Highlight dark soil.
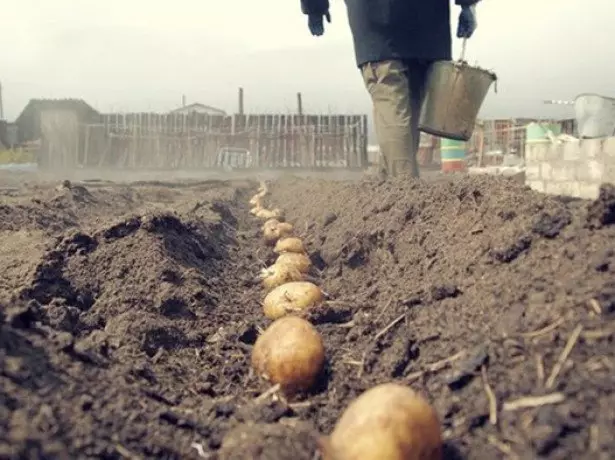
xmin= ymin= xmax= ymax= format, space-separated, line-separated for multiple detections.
xmin=1 ymin=173 xmax=614 ymax=460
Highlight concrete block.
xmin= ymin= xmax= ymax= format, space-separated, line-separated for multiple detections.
xmin=544 ymin=181 xmax=598 ymax=200
xmin=541 ymin=162 xmax=553 ymax=180
xmin=535 ymin=148 xmax=545 ymax=163
xmin=524 ymin=145 xmax=535 ymax=163
xmin=576 ymin=183 xmax=600 ymax=200
xmin=604 ymin=137 xmax=615 ymax=158
xmin=544 ymin=143 xmax=563 ymax=161
xmin=525 ymin=164 xmax=540 ymax=180
xmin=602 ymin=155 xmax=615 ymax=182
xmin=527 ymin=180 xmax=545 ymax=193
xmin=547 ymin=180 xmax=597 ymax=198
xmin=604 ymin=163 xmax=615 ymax=182
xmin=550 ymin=164 xmax=576 ymax=182
xmin=580 ymin=139 xmax=604 ymax=159
xmin=575 ymin=160 xmax=604 ymax=182
xmin=563 ymin=142 xmax=582 ymax=161
xmin=525 ymin=145 xmax=541 ymax=163
xmin=526 ymin=144 xmax=547 ymax=162
xmin=588 ymin=160 xmax=604 ymax=182
xmin=545 ymin=181 xmax=573 ymax=197
xmin=569 ymin=181 xmax=581 ymax=198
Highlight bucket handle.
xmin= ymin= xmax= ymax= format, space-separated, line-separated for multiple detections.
xmin=455 ymin=38 xmax=498 ymax=94
xmin=459 ymin=38 xmax=468 ymax=63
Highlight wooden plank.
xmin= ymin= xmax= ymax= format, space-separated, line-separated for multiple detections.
xmin=84 ymin=124 xmax=90 ymax=167
xmin=266 ymin=114 xmax=273 ymax=167
xmin=361 ymin=114 xmax=368 ymax=167
xmin=289 ymin=115 xmax=296 ymax=165
xmin=206 ymin=114 xmax=213 ymax=167
xmin=255 ymin=115 xmax=261 ymax=168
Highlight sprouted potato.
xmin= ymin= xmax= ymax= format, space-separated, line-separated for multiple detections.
xmin=250 ymin=203 xmax=263 ymax=215
xmin=249 ymin=194 xmax=264 ymax=206
xmin=276 ymin=252 xmax=311 ymax=273
xmin=256 ymin=208 xmax=283 ymax=220
xmin=263 ymin=222 xmax=294 ymax=245
xmin=262 ymin=218 xmax=280 ymax=231
xmin=262 ymin=281 xmax=323 ymax=319
xmin=251 ymin=316 xmax=325 ymax=396
xmin=258 ymin=181 xmax=269 ymax=194
xmin=260 ymin=263 xmax=304 ymax=291
xmin=274 ymin=237 xmax=305 ymax=254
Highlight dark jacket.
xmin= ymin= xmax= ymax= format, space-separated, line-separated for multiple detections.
xmin=301 ymin=0 xmax=479 ymax=67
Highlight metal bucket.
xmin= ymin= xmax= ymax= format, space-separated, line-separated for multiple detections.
xmin=419 ymin=61 xmax=497 ymax=141
xmin=574 ymin=93 xmax=615 ymax=138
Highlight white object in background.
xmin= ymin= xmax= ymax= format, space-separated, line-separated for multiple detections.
xmin=574 ymin=93 xmax=615 ymax=139
xmin=556 ymin=134 xmax=579 ymax=143
xmin=543 ymin=99 xmax=575 ymax=105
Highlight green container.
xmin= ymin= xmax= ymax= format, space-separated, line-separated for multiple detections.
xmin=440 ymin=138 xmax=466 ymax=171
xmin=525 ymin=122 xmax=561 ymax=144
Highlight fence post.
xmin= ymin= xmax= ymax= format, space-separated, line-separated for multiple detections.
xmin=297 ymin=93 xmax=303 ymax=116
xmin=84 ymin=124 xmax=90 ymax=168
xmin=361 ymin=115 xmax=368 ymax=167
xmin=238 ymin=88 xmax=244 ymax=115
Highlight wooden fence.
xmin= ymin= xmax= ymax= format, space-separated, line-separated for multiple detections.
xmin=37 ymin=111 xmax=368 ymax=170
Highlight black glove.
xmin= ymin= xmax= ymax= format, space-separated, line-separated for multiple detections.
xmin=456 ymin=5 xmax=477 ymax=38
xmin=308 ymin=11 xmax=331 ymax=36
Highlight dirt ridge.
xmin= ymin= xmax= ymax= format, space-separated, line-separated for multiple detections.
xmin=0 ymin=175 xmax=614 ymax=459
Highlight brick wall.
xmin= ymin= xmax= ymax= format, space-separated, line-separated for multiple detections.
xmin=525 ymin=137 xmax=615 ymax=199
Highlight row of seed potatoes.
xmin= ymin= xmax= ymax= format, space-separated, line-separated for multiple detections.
xmin=247 ymin=182 xmax=443 ymax=460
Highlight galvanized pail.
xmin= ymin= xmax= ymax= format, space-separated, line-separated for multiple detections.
xmin=574 ymin=93 xmax=615 ymax=138
xmin=419 ymin=51 xmax=497 ymax=141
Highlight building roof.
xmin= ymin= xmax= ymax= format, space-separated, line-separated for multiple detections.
xmin=14 ymin=98 xmax=100 ymax=143
xmin=170 ymin=102 xmax=226 ymax=114
xmin=15 ymin=98 xmax=99 ymax=126
xmin=16 ymin=98 xmax=99 ymax=118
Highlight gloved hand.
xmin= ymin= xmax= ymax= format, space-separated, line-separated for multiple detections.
xmin=308 ymin=11 xmax=331 ymax=36
xmin=456 ymin=5 xmax=477 ymax=38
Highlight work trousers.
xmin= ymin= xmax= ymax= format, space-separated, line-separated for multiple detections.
xmin=361 ymin=60 xmax=430 ymax=178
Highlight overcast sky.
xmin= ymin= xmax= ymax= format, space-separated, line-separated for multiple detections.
xmin=2 ymin=0 xmax=614 ymax=120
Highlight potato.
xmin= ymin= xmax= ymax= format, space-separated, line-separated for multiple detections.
xmin=262 ymin=218 xmax=281 ymax=231
xmin=258 ymin=181 xmax=269 ymax=193
xmin=263 ymin=222 xmax=294 ymax=245
xmin=249 ymin=187 xmax=269 ymax=206
xmin=250 ymin=205 xmax=262 ymax=216
xmin=256 ymin=208 xmax=283 ymax=220
xmin=255 ymin=208 xmax=272 ymax=218
xmin=263 ymin=281 xmax=323 ymax=319
xmin=260 ymin=263 xmax=304 ymax=291
xmin=249 ymin=194 xmax=263 ymax=206
xmin=251 ymin=316 xmax=325 ymax=395
xmin=274 ymin=237 xmax=305 ymax=254
xmin=273 ymin=221 xmax=293 ymax=234
xmin=276 ymin=252 xmax=311 ymax=273
xmin=325 ymin=383 xmax=442 ymax=460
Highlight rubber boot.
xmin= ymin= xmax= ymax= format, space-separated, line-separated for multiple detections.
xmin=376 ymin=152 xmax=390 ymax=180
xmin=391 ymin=157 xmax=420 ymax=178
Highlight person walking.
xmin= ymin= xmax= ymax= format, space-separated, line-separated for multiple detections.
xmin=300 ymin=0 xmax=480 ymax=178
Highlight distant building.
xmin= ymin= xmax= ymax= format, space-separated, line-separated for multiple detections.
xmin=170 ymin=102 xmax=226 ymax=116
xmin=0 ymin=120 xmax=18 ymax=148
xmin=15 ymin=98 xmax=99 ymax=144
xmin=0 ymin=121 xmax=7 ymax=149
